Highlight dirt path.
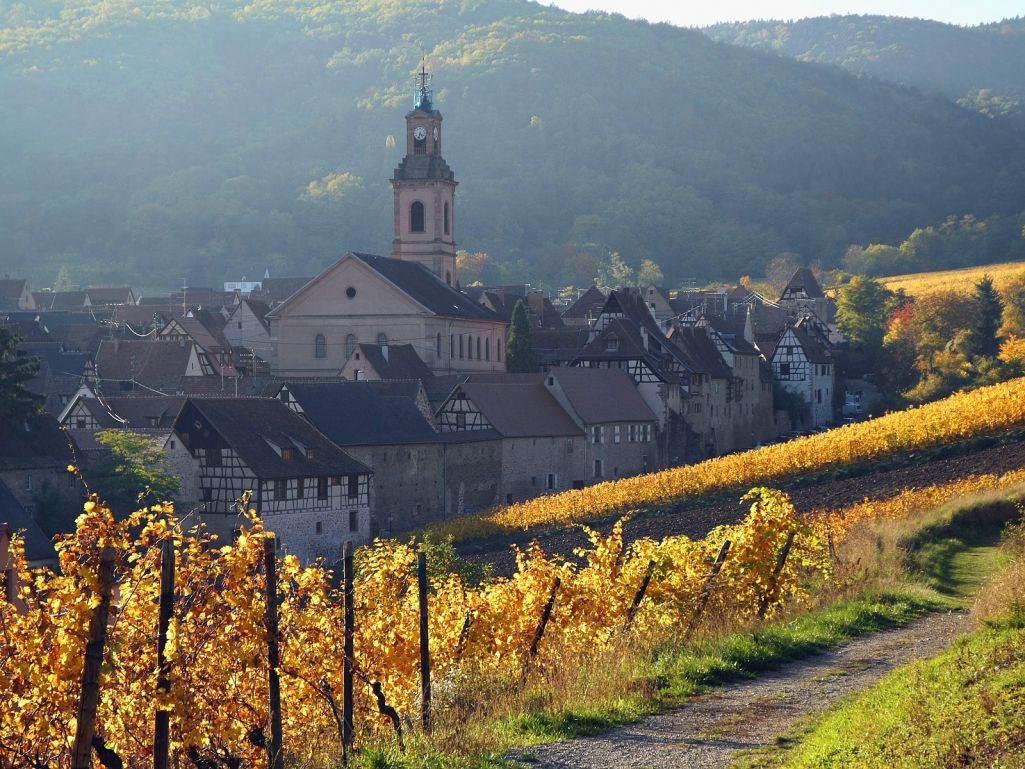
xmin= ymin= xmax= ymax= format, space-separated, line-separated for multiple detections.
xmin=466 ymin=440 xmax=1025 ymax=577
xmin=510 ymin=611 xmax=970 ymax=769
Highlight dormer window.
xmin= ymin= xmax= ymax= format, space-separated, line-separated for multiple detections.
xmin=606 ymin=337 xmax=619 ymax=352
xmin=306 ymin=447 xmax=318 ymax=460
xmin=281 ymin=447 xmax=295 ymax=461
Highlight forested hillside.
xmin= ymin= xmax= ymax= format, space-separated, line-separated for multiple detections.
xmin=3 ymin=1 xmax=1025 ymax=291
xmin=705 ymin=16 xmax=1025 ymax=120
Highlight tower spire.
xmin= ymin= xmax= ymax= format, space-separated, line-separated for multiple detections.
xmin=413 ymin=58 xmax=433 ymax=111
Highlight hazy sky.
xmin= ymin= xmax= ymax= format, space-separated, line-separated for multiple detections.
xmin=547 ymin=1 xmax=1024 ymax=27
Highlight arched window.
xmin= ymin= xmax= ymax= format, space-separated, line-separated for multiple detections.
xmin=485 ymin=337 xmax=490 ymax=361
xmin=450 ymin=334 xmax=454 ymax=358
xmin=345 ymin=334 xmax=358 ymax=359
xmin=445 ymin=271 xmax=451 ymax=286
xmin=410 ymin=201 xmax=425 ymax=233
xmin=314 ymin=334 xmax=327 ymax=359
xmin=497 ymin=338 xmax=502 ymax=361
xmin=459 ymin=335 xmax=464 ymax=359
xmin=443 ymin=202 xmax=450 ymax=235
xmin=476 ymin=337 xmax=481 ymax=360
xmin=376 ymin=333 xmax=388 ymax=347
xmin=437 ymin=333 xmax=442 ymax=357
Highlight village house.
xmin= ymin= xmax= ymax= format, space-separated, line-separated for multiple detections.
xmin=338 ymin=342 xmax=434 ymax=383
xmin=169 ymin=397 xmax=373 ymax=562
xmin=0 ymin=415 xmax=81 ymax=523
xmin=762 ymin=317 xmax=836 ymax=428
xmin=223 ymin=298 xmax=274 ymax=373
xmin=541 ymin=367 xmax=659 ymax=480
xmin=437 ymin=375 xmax=585 ymax=502
xmin=275 ymin=380 xmax=502 ymax=533
xmin=0 ymin=279 xmax=36 ymax=311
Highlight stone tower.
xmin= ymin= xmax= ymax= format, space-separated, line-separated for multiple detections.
xmin=391 ymin=64 xmax=457 ymax=286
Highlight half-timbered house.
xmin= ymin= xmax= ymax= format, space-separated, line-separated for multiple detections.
xmin=764 ymin=319 xmax=836 ymax=428
xmin=170 ymin=398 xmax=373 ymax=561
xmin=436 ymin=376 xmax=585 ymax=503
xmin=274 ymin=380 xmax=501 ymax=532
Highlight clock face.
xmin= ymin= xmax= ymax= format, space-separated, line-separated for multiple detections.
xmin=413 ymin=126 xmax=427 ymax=141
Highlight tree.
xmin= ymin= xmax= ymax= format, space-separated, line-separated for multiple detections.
xmin=505 ymin=299 xmax=537 ymax=373
xmin=637 ymin=258 xmax=664 ymax=286
xmin=969 ymin=275 xmax=1002 ymax=357
xmin=595 ymin=251 xmax=635 ymax=290
xmin=0 ymin=327 xmax=43 ymax=425
xmin=1001 ymin=272 xmax=1025 ymax=338
xmin=835 ymin=276 xmax=901 ymax=355
xmin=89 ymin=430 xmax=181 ymax=517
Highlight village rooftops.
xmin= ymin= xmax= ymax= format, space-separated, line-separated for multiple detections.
xmin=457 ymin=377 xmax=583 ymax=438
xmin=276 ymin=381 xmax=440 ymax=447
xmin=544 ymin=367 xmax=657 ymax=425
xmin=780 ymin=268 xmax=825 ymax=301
xmin=175 ymin=398 xmax=371 ymax=480
xmin=561 ymin=286 xmax=606 ymax=321
xmin=344 ymin=343 xmax=434 ymax=382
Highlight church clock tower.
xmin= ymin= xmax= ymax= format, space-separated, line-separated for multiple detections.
xmin=391 ymin=65 xmax=458 ymax=285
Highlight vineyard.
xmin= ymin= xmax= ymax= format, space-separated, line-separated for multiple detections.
xmin=879 ymin=260 xmax=1025 ymax=298
xmin=6 ymin=452 xmax=1024 ymax=769
xmin=427 ymin=376 xmax=1025 ymax=544
xmin=2 ymin=479 xmax=911 ymax=769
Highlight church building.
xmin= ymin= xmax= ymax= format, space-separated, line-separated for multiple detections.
xmin=268 ymin=67 xmax=507 ymax=376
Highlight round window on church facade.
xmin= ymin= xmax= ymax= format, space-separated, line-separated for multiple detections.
xmin=345 ymin=286 xmax=357 ymax=299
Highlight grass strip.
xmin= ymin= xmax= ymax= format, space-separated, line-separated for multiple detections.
xmin=352 ymin=591 xmax=938 ymax=769
xmin=734 ymin=619 xmax=1025 ymax=769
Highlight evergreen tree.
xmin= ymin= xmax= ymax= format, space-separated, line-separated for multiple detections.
xmin=505 ymin=299 xmax=538 ymax=373
xmin=0 ymin=327 xmax=43 ymax=425
xmin=969 ymin=275 xmax=1003 ymax=357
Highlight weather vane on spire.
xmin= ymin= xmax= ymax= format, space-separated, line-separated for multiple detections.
xmin=413 ymin=56 xmax=433 ymax=110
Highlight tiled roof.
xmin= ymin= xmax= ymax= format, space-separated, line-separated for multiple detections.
xmin=85 ymin=287 xmax=134 ymax=305
xmin=791 ymin=324 xmax=833 ymax=364
xmin=177 ymin=398 xmax=371 ymax=479
xmin=260 ymin=277 xmax=313 ymax=306
xmin=547 ymin=367 xmax=656 ymax=424
xmin=781 ymin=268 xmax=825 ymax=300
xmin=112 ymin=304 xmax=174 ymax=331
xmin=95 ymin=339 xmax=193 ymax=393
xmin=350 ymin=253 xmax=500 ymax=321
xmin=281 ymin=381 xmax=440 ymax=446
xmin=349 ymin=343 xmax=433 ymax=382
xmin=0 ymin=415 xmax=74 ymax=470
xmin=667 ymin=326 xmax=732 ymax=379
xmin=755 ymin=331 xmax=783 ymax=359
xmin=458 ymin=377 xmax=582 ymax=438
xmin=32 ymin=291 xmax=87 ymax=311
xmin=0 ymin=480 xmax=55 ymax=563
xmin=561 ymin=286 xmax=606 ymax=319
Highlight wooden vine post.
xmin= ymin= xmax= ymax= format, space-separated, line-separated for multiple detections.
xmin=416 ymin=551 xmax=432 ymax=733
xmin=757 ymin=531 xmax=796 ymax=620
xmin=683 ymin=540 xmax=730 ymax=643
xmin=623 ymin=559 xmax=657 ymax=634
xmin=264 ymin=536 xmax=284 ymax=769
xmin=71 ymin=546 xmax=117 ymax=769
xmin=523 ymin=575 xmax=561 ymax=681
xmin=342 ymin=540 xmax=355 ymax=765
xmin=153 ymin=538 xmax=175 ymax=769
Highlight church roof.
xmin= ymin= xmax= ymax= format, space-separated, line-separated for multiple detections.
xmin=349 ymin=252 xmax=501 ymax=321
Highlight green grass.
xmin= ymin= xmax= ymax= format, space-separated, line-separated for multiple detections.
xmin=733 ymin=620 xmax=1025 ymax=769
xmin=731 ymin=505 xmax=1025 ymax=769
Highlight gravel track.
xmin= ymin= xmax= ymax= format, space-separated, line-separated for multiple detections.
xmin=463 ymin=440 xmax=1025 ymax=577
xmin=510 ymin=610 xmax=970 ymax=769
